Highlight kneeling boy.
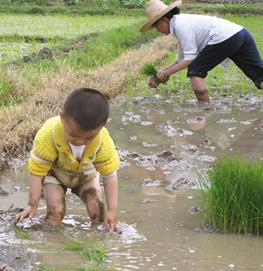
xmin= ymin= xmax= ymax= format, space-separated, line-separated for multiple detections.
xmin=18 ymin=88 xmax=119 ymax=230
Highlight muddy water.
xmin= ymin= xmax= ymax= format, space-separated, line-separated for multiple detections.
xmin=1 ymin=91 xmax=263 ymax=270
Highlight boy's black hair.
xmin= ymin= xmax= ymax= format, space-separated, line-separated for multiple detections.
xmin=163 ymin=7 xmax=180 ymax=20
xmin=63 ymin=88 xmax=109 ymax=130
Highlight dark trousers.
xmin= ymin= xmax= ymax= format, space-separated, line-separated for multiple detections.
xmin=187 ymin=28 xmax=263 ymax=88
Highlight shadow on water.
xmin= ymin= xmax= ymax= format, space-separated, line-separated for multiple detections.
xmin=1 ymin=90 xmax=263 ymax=270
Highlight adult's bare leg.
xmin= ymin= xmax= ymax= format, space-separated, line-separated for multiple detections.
xmin=191 ymin=76 xmax=210 ymax=102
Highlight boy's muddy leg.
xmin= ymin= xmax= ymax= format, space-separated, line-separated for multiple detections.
xmin=75 ymin=178 xmax=104 ymax=222
xmin=191 ymin=76 xmax=210 ymax=102
xmin=43 ymin=183 xmax=66 ymax=226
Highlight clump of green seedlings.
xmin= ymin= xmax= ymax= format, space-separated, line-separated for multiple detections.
xmin=64 ymin=240 xmax=106 ymax=264
xmin=201 ymin=157 xmax=263 ymax=235
xmin=142 ymin=63 xmax=158 ymax=77
xmin=76 ymin=268 xmax=114 ymax=271
xmin=34 ymin=265 xmax=58 ymax=271
xmin=34 ymin=264 xmax=111 ymax=271
xmin=13 ymin=226 xmax=31 ymax=240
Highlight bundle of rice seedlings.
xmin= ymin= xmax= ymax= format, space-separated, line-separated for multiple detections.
xmin=142 ymin=63 xmax=158 ymax=76
xmin=201 ymin=156 xmax=263 ymax=235
xmin=64 ymin=240 xmax=106 ymax=264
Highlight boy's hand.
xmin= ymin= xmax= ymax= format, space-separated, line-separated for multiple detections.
xmin=103 ymin=209 xmax=117 ymax=231
xmin=17 ymin=206 xmax=37 ymax=222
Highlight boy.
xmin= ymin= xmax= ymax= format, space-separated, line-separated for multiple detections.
xmin=18 ymin=88 xmax=120 ymax=230
xmin=140 ymin=0 xmax=263 ymax=102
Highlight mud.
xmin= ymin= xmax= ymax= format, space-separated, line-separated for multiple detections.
xmin=0 ymin=206 xmax=37 ymax=271
xmin=0 ymin=245 xmax=37 ymax=271
xmin=1 ymin=90 xmax=263 ymax=270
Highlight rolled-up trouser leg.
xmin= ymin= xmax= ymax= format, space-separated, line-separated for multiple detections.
xmin=193 ymin=89 xmax=210 ymax=102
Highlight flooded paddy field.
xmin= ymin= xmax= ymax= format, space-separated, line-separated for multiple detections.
xmin=1 ymin=90 xmax=263 ymax=270
xmin=0 ymin=15 xmax=143 ymax=64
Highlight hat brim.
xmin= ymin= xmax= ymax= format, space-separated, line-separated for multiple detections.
xmin=140 ymin=0 xmax=182 ymax=32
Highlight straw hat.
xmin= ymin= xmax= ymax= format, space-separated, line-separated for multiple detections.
xmin=140 ymin=0 xmax=182 ymax=32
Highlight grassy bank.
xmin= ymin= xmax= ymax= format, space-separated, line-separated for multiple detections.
xmin=201 ymin=157 xmax=263 ymax=235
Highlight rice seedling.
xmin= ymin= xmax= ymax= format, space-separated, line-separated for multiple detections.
xmin=182 ymin=2 xmax=263 ymax=16
xmin=34 ymin=265 xmax=58 ymax=271
xmin=64 ymin=240 xmax=106 ymax=264
xmin=200 ymin=157 xmax=263 ymax=235
xmin=13 ymin=226 xmax=31 ymax=239
xmin=142 ymin=63 xmax=158 ymax=76
xmin=76 ymin=268 xmax=115 ymax=271
xmin=0 ymin=15 xmax=142 ymax=39
xmin=0 ymin=14 xmax=146 ymax=65
xmin=0 ymin=0 xmax=145 ymax=16
xmin=35 ymin=265 xmax=113 ymax=271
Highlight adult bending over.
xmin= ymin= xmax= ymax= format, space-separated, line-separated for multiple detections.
xmin=140 ymin=0 xmax=263 ymax=102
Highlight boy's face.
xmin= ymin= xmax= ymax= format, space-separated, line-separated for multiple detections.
xmin=153 ymin=17 xmax=170 ymax=35
xmin=60 ymin=112 xmax=103 ymax=146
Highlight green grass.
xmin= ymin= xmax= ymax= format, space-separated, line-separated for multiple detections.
xmin=64 ymin=240 xmax=106 ymax=264
xmin=63 ymin=23 xmax=155 ymax=70
xmin=0 ymin=14 xmax=144 ymax=65
xmin=0 ymin=76 xmax=13 ymax=106
xmin=16 ymin=21 xmax=156 ymax=79
xmin=0 ymin=21 xmax=157 ymax=107
xmin=200 ymin=157 xmax=263 ymax=235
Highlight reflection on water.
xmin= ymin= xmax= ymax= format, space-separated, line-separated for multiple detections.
xmin=1 ymin=91 xmax=263 ymax=270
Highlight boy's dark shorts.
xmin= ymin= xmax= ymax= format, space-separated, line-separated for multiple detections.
xmin=187 ymin=28 xmax=263 ymax=89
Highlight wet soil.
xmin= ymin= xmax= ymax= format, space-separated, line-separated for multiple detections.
xmin=1 ymin=90 xmax=263 ymax=270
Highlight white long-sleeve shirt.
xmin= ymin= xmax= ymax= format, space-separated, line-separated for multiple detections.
xmin=170 ymin=14 xmax=243 ymax=62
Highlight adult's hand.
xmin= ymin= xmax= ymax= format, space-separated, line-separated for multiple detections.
xmin=156 ymin=70 xmax=169 ymax=83
xmin=148 ymin=75 xmax=159 ymax=88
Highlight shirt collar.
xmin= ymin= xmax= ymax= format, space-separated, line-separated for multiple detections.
xmin=170 ymin=15 xmax=177 ymax=36
xmin=52 ymin=116 xmax=102 ymax=156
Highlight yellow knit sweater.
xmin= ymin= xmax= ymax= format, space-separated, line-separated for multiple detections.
xmin=28 ymin=116 xmax=120 ymax=177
